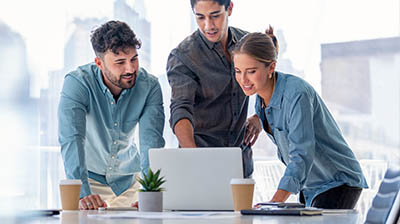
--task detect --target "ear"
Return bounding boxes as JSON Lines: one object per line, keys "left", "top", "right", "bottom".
{"left": 268, "top": 62, "right": 276, "bottom": 78}
{"left": 94, "top": 57, "right": 104, "bottom": 71}
{"left": 227, "top": 2, "right": 233, "bottom": 16}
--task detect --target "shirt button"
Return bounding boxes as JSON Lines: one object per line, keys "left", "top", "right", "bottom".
{"left": 109, "top": 167, "right": 112, "bottom": 170}
{"left": 114, "top": 122, "right": 118, "bottom": 127}
{"left": 111, "top": 155, "right": 115, "bottom": 159}
{"left": 114, "top": 141, "right": 117, "bottom": 145}
{"left": 111, "top": 101, "right": 114, "bottom": 104}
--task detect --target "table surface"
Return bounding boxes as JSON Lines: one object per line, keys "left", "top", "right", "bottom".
{"left": 2, "top": 210, "right": 367, "bottom": 224}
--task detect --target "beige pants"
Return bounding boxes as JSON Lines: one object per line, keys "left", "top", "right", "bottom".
{"left": 88, "top": 175, "right": 140, "bottom": 207}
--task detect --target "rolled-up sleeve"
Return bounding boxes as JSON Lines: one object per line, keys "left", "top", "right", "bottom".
{"left": 58, "top": 75, "right": 91, "bottom": 198}
{"left": 166, "top": 52, "right": 198, "bottom": 132}
{"left": 278, "top": 92, "right": 316, "bottom": 194}
{"left": 139, "top": 80, "right": 166, "bottom": 173}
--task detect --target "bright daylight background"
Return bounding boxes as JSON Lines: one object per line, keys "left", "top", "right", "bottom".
{"left": 0, "top": 0, "right": 399, "bottom": 220}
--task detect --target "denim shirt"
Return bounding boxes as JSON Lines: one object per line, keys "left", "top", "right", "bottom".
{"left": 58, "top": 63, "right": 165, "bottom": 198}
{"left": 255, "top": 71, "right": 368, "bottom": 206}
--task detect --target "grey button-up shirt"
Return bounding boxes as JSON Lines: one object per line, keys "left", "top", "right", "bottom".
{"left": 167, "top": 27, "right": 253, "bottom": 177}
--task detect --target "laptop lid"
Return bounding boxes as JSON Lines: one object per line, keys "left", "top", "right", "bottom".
{"left": 149, "top": 147, "right": 243, "bottom": 211}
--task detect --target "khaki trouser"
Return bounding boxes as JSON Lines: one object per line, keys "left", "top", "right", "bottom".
{"left": 88, "top": 174, "right": 140, "bottom": 207}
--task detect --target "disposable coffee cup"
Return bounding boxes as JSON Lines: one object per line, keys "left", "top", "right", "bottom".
{"left": 59, "top": 179, "right": 82, "bottom": 210}
{"left": 230, "top": 178, "right": 255, "bottom": 211}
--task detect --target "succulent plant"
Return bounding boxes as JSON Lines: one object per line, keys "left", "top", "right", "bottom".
{"left": 137, "top": 168, "right": 166, "bottom": 192}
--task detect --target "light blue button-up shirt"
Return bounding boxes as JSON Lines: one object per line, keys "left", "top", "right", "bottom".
{"left": 255, "top": 71, "right": 368, "bottom": 206}
{"left": 58, "top": 62, "right": 165, "bottom": 198}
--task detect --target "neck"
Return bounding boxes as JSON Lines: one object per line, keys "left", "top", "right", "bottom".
{"left": 221, "top": 27, "right": 229, "bottom": 52}
{"left": 113, "top": 93, "right": 120, "bottom": 102}
{"left": 101, "top": 73, "right": 122, "bottom": 100}
{"left": 108, "top": 85, "right": 122, "bottom": 98}
{"left": 258, "top": 72, "right": 276, "bottom": 107}
{"left": 221, "top": 32, "right": 231, "bottom": 63}
{"left": 221, "top": 39, "right": 228, "bottom": 52}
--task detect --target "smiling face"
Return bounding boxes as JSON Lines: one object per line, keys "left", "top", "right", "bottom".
{"left": 193, "top": 0, "right": 232, "bottom": 45}
{"left": 95, "top": 47, "right": 138, "bottom": 96}
{"left": 234, "top": 53, "right": 275, "bottom": 97}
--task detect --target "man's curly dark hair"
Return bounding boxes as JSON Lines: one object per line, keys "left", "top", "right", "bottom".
{"left": 90, "top": 20, "right": 141, "bottom": 58}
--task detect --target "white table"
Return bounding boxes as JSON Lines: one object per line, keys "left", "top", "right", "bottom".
{"left": 3, "top": 210, "right": 366, "bottom": 224}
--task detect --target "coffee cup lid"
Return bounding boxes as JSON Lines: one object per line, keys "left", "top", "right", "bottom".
{"left": 59, "top": 179, "right": 82, "bottom": 185}
{"left": 230, "top": 178, "right": 255, "bottom": 184}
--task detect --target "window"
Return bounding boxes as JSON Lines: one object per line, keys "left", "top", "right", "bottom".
{"left": 0, "top": 0, "right": 398, "bottom": 218}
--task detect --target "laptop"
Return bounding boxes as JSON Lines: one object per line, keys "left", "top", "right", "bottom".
{"left": 149, "top": 147, "right": 243, "bottom": 211}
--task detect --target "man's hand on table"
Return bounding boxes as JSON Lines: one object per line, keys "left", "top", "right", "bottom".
{"left": 79, "top": 194, "right": 107, "bottom": 210}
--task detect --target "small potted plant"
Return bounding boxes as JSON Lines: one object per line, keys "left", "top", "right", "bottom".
{"left": 137, "top": 168, "right": 166, "bottom": 212}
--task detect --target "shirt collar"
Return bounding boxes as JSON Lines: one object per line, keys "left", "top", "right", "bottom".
{"left": 261, "top": 71, "right": 286, "bottom": 110}
{"left": 198, "top": 27, "right": 237, "bottom": 50}
{"left": 93, "top": 63, "right": 109, "bottom": 94}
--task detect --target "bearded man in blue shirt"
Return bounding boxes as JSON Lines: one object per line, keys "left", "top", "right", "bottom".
{"left": 58, "top": 20, "right": 165, "bottom": 210}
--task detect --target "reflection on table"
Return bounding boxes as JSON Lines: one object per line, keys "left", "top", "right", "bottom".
{"left": 7, "top": 210, "right": 364, "bottom": 224}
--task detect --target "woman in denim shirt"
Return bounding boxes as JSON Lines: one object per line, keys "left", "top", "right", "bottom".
{"left": 232, "top": 27, "right": 368, "bottom": 208}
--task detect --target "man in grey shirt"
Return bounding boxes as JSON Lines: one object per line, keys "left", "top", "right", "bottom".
{"left": 166, "top": 0, "right": 260, "bottom": 177}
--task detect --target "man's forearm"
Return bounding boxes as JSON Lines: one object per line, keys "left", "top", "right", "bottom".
{"left": 174, "top": 119, "right": 196, "bottom": 148}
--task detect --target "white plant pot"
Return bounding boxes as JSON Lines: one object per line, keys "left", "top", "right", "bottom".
{"left": 138, "top": 191, "right": 163, "bottom": 212}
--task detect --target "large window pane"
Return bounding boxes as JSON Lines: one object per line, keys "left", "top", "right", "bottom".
{"left": 0, "top": 1, "right": 398, "bottom": 218}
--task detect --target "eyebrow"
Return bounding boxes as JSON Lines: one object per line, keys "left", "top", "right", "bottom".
{"left": 234, "top": 66, "right": 258, "bottom": 71}
{"left": 195, "top": 10, "right": 221, "bottom": 17}
{"left": 245, "top": 67, "right": 258, "bottom": 70}
{"left": 114, "top": 54, "right": 138, "bottom": 62}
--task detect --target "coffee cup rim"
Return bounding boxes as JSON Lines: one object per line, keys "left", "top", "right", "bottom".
{"left": 60, "top": 179, "right": 82, "bottom": 185}
{"left": 230, "top": 178, "right": 255, "bottom": 185}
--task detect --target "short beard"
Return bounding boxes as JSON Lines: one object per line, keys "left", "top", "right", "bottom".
{"left": 103, "top": 66, "right": 136, "bottom": 90}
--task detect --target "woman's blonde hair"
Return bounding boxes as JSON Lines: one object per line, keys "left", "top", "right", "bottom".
{"left": 233, "top": 25, "right": 279, "bottom": 66}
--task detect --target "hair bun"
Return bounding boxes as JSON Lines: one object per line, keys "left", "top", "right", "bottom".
{"left": 265, "top": 25, "right": 274, "bottom": 36}
{"left": 265, "top": 25, "right": 279, "bottom": 56}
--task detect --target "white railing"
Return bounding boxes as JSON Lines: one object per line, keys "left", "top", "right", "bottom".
{"left": 1, "top": 146, "right": 388, "bottom": 213}
{"left": 252, "top": 159, "right": 388, "bottom": 220}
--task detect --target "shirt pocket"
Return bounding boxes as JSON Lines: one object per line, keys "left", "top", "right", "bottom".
{"left": 274, "top": 128, "right": 290, "bottom": 164}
